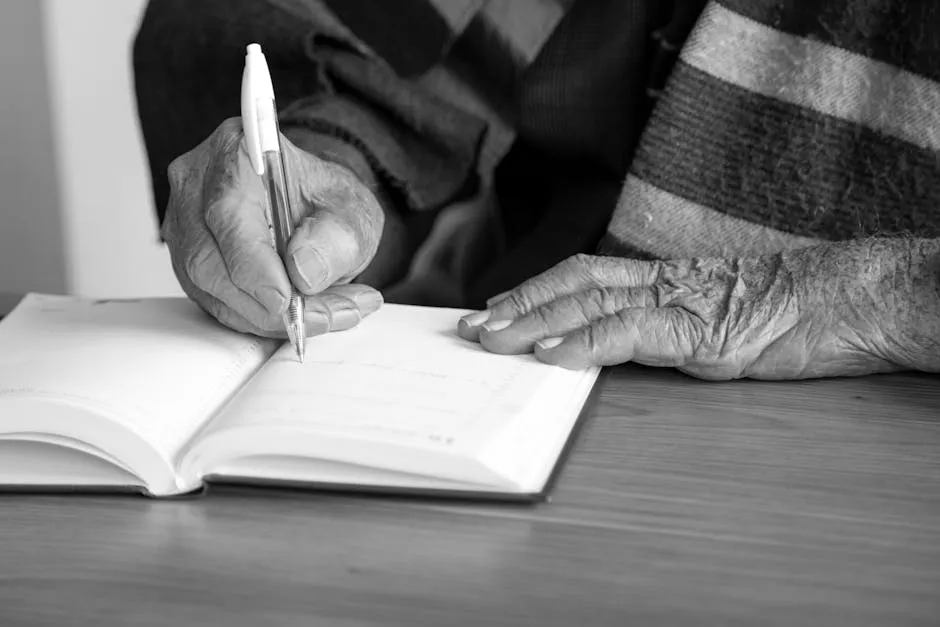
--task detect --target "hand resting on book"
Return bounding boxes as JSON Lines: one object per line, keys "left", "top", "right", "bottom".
{"left": 458, "top": 240, "right": 940, "bottom": 380}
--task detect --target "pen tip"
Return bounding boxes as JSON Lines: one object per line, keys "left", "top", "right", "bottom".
{"left": 285, "top": 321, "right": 305, "bottom": 363}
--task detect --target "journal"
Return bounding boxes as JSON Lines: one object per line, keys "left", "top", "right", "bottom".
{"left": 0, "top": 294, "right": 600, "bottom": 499}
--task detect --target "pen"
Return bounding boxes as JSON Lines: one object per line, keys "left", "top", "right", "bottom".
{"left": 241, "top": 43, "right": 306, "bottom": 362}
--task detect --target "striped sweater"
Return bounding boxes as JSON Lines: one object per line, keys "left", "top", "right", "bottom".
{"left": 603, "top": 0, "right": 940, "bottom": 259}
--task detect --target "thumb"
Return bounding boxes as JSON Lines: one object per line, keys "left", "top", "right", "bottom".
{"left": 286, "top": 211, "right": 364, "bottom": 294}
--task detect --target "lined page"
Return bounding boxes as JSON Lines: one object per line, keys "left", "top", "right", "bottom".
{"left": 205, "top": 305, "right": 564, "bottom": 451}
{"left": 0, "top": 294, "right": 276, "bottom": 459}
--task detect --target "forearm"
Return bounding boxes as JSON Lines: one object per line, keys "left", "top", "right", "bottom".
{"left": 879, "top": 237, "right": 940, "bottom": 372}
{"left": 788, "top": 237, "right": 940, "bottom": 374}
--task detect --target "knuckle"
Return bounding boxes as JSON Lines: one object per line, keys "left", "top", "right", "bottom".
{"left": 561, "top": 253, "right": 602, "bottom": 288}
{"left": 650, "top": 259, "right": 668, "bottom": 282}
{"left": 570, "top": 253, "right": 593, "bottom": 268}
{"left": 584, "top": 323, "right": 606, "bottom": 363}
{"left": 557, "top": 254, "right": 590, "bottom": 279}
{"left": 322, "top": 212, "right": 369, "bottom": 277}
{"left": 325, "top": 209, "right": 362, "bottom": 242}
{"left": 299, "top": 209, "right": 351, "bottom": 247}
{"left": 561, "top": 288, "right": 615, "bottom": 326}
{"left": 192, "top": 292, "right": 225, "bottom": 327}
{"left": 325, "top": 183, "right": 382, "bottom": 245}
{"left": 205, "top": 207, "right": 268, "bottom": 292}
{"left": 159, "top": 207, "right": 177, "bottom": 243}
{"left": 527, "top": 303, "right": 554, "bottom": 329}
{"left": 617, "top": 257, "right": 658, "bottom": 286}
{"left": 169, "top": 246, "right": 194, "bottom": 289}
{"left": 218, "top": 116, "right": 242, "bottom": 136}
{"left": 167, "top": 155, "right": 192, "bottom": 190}
{"left": 586, "top": 286, "right": 616, "bottom": 313}
{"left": 501, "top": 292, "right": 535, "bottom": 317}
{"left": 178, "top": 278, "right": 209, "bottom": 312}
{"left": 185, "top": 245, "right": 220, "bottom": 292}
{"left": 557, "top": 292, "right": 595, "bottom": 326}
{"left": 204, "top": 199, "right": 233, "bottom": 239}
{"left": 655, "top": 282, "right": 682, "bottom": 307}
{"left": 211, "top": 118, "right": 245, "bottom": 158}
{"left": 224, "top": 248, "right": 256, "bottom": 293}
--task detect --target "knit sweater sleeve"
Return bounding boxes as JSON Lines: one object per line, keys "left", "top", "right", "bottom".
{"left": 132, "top": 0, "right": 488, "bottom": 225}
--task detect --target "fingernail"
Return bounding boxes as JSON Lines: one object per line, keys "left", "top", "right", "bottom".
{"left": 292, "top": 248, "right": 329, "bottom": 292}
{"left": 461, "top": 310, "right": 490, "bottom": 327}
{"left": 486, "top": 291, "right": 511, "bottom": 307}
{"left": 536, "top": 337, "right": 564, "bottom": 350}
{"left": 352, "top": 290, "right": 383, "bottom": 312}
{"left": 482, "top": 319, "right": 511, "bottom": 332}
{"left": 257, "top": 286, "right": 287, "bottom": 314}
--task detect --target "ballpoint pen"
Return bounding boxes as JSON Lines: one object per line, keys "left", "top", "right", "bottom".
{"left": 241, "top": 43, "right": 306, "bottom": 362}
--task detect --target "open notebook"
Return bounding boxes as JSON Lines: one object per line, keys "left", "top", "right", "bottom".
{"left": 0, "top": 294, "right": 600, "bottom": 499}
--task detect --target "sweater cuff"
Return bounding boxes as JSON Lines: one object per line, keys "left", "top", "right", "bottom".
{"left": 280, "top": 94, "right": 484, "bottom": 213}
{"left": 277, "top": 42, "right": 488, "bottom": 215}
{"left": 281, "top": 125, "right": 381, "bottom": 195}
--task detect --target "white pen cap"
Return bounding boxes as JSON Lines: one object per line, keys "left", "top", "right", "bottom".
{"left": 240, "top": 43, "right": 279, "bottom": 175}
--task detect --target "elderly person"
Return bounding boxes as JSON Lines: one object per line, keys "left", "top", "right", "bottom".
{"left": 134, "top": 0, "right": 939, "bottom": 380}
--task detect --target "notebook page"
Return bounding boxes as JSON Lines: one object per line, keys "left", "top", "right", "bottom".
{"left": 201, "top": 305, "right": 564, "bottom": 455}
{"left": 0, "top": 294, "right": 276, "bottom": 459}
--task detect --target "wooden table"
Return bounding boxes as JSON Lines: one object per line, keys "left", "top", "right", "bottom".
{"left": 2, "top": 366, "right": 938, "bottom": 627}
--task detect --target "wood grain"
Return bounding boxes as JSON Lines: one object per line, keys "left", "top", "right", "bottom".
{"left": 2, "top": 366, "right": 939, "bottom": 627}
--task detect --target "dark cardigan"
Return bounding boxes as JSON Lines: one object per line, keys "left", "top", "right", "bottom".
{"left": 133, "top": 0, "right": 693, "bottom": 298}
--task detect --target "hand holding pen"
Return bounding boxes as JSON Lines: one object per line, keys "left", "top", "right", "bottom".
{"left": 158, "top": 47, "right": 385, "bottom": 349}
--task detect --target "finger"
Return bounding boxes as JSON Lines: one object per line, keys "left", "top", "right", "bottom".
{"left": 532, "top": 307, "right": 703, "bottom": 370}
{"left": 183, "top": 227, "right": 284, "bottom": 332}
{"left": 171, "top": 217, "right": 304, "bottom": 339}
{"left": 319, "top": 284, "right": 384, "bottom": 317}
{"left": 177, "top": 247, "right": 380, "bottom": 339}
{"left": 287, "top": 211, "right": 365, "bottom": 294}
{"left": 207, "top": 296, "right": 272, "bottom": 337}
{"left": 476, "top": 287, "right": 660, "bottom": 354}
{"left": 485, "top": 290, "right": 512, "bottom": 308}
{"left": 301, "top": 284, "right": 383, "bottom": 335}
{"left": 204, "top": 180, "right": 292, "bottom": 316}
{"left": 171, "top": 261, "right": 280, "bottom": 337}
{"left": 180, "top": 260, "right": 370, "bottom": 339}
{"left": 464, "top": 255, "right": 663, "bottom": 330}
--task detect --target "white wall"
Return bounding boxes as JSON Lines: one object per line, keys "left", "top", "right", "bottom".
{"left": 43, "top": 0, "right": 182, "bottom": 298}
{"left": 0, "top": 0, "right": 183, "bottom": 302}
{"left": 0, "top": 0, "right": 68, "bottom": 297}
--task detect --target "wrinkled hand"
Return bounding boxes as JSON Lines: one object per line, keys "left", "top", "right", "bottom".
{"left": 163, "top": 118, "right": 385, "bottom": 337}
{"left": 458, "top": 242, "right": 912, "bottom": 380}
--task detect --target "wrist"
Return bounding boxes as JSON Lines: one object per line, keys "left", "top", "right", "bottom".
{"left": 887, "top": 238, "right": 940, "bottom": 372}
{"left": 801, "top": 238, "right": 940, "bottom": 374}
